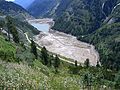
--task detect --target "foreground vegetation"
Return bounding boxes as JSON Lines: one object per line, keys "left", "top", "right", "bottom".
{"left": 0, "top": 32, "right": 120, "bottom": 89}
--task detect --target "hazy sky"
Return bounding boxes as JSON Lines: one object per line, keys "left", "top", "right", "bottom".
{"left": 6, "top": 0, "right": 35, "bottom": 8}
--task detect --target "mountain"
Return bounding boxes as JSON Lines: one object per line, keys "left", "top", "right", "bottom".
{"left": 0, "top": 0, "right": 33, "bottom": 19}
{"left": 54, "top": 0, "right": 120, "bottom": 33}
{"left": 27, "top": 0, "right": 73, "bottom": 18}
{"left": 27, "top": 0, "right": 59, "bottom": 18}
{"left": 52, "top": 0, "right": 120, "bottom": 70}
{"left": 44, "top": 0, "right": 73, "bottom": 18}
{"left": 14, "top": 0, "right": 35, "bottom": 8}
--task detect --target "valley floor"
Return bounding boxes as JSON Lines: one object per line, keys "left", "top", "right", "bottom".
{"left": 34, "top": 30, "right": 99, "bottom": 66}
{"left": 28, "top": 18, "right": 99, "bottom": 66}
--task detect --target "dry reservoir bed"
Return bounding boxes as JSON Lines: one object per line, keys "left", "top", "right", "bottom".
{"left": 34, "top": 30, "right": 99, "bottom": 66}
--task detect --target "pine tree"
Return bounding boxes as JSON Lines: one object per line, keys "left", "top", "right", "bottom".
{"left": 6, "top": 16, "right": 19, "bottom": 43}
{"left": 31, "top": 40, "right": 38, "bottom": 59}
{"left": 11, "top": 25, "right": 19, "bottom": 43}
{"left": 84, "top": 58, "right": 90, "bottom": 68}
{"left": 48, "top": 54, "right": 54, "bottom": 67}
{"left": 75, "top": 60, "right": 78, "bottom": 67}
{"left": 6, "top": 16, "right": 12, "bottom": 41}
{"left": 41, "top": 47, "right": 48, "bottom": 65}
{"left": 0, "top": 20, "right": 5, "bottom": 34}
{"left": 0, "top": 20, "right": 5, "bottom": 28}
{"left": 96, "top": 61, "right": 100, "bottom": 67}
{"left": 54, "top": 55, "right": 60, "bottom": 68}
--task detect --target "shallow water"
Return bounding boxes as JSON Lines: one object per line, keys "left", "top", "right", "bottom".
{"left": 30, "top": 23, "right": 50, "bottom": 32}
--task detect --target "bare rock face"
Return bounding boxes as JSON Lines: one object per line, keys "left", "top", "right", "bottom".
{"left": 34, "top": 31, "right": 99, "bottom": 66}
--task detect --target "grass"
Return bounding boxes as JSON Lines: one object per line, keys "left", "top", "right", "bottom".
{"left": 0, "top": 58, "right": 116, "bottom": 90}
{"left": 0, "top": 36, "right": 16, "bottom": 52}
{"left": 0, "top": 60, "right": 82, "bottom": 90}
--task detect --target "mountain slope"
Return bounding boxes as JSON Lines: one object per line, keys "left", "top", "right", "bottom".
{"left": 0, "top": 0, "right": 33, "bottom": 19}
{"left": 52, "top": 0, "right": 120, "bottom": 70}
{"left": 80, "top": 23, "right": 120, "bottom": 70}
{"left": 53, "top": 0, "right": 120, "bottom": 34}
{"left": 0, "top": 16, "right": 39, "bottom": 43}
{"left": 14, "top": 0, "right": 35, "bottom": 8}
{"left": 52, "top": 0, "right": 105, "bottom": 35}
{"left": 27, "top": 0, "right": 59, "bottom": 18}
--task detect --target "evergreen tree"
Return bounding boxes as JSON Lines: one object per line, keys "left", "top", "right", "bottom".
{"left": 96, "top": 61, "right": 100, "bottom": 67}
{"left": 0, "top": 20, "right": 5, "bottom": 34}
{"left": 6, "top": 16, "right": 19, "bottom": 43}
{"left": 48, "top": 54, "right": 54, "bottom": 67}
{"left": 41, "top": 47, "right": 48, "bottom": 65}
{"left": 30, "top": 40, "right": 38, "bottom": 59}
{"left": 84, "top": 58, "right": 90, "bottom": 68}
{"left": 6, "top": 16, "right": 12, "bottom": 41}
{"left": 54, "top": 55, "right": 60, "bottom": 68}
{"left": 75, "top": 60, "right": 78, "bottom": 67}
{"left": 0, "top": 20, "right": 5, "bottom": 28}
{"left": 10, "top": 25, "right": 19, "bottom": 43}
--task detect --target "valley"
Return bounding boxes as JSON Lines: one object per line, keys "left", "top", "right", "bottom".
{"left": 29, "top": 19, "right": 99, "bottom": 66}
{"left": 0, "top": 0, "right": 120, "bottom": 89}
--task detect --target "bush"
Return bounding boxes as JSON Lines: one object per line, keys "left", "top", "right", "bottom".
{"left": 0, "top": 50, "right": 15, "bottom": 62}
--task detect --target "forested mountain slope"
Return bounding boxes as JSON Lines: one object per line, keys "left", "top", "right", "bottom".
{"left": 80, "top": 23, "right": 120, "bottom": 70}
{"left": 0, "top": 0, "right": 33, "bottom": 19}
{"left": 0, "top": 16, "right": 39, "bottom": 42}
{"left": 27, "top": 0, "right": 59, "bottom": 18}
{"left": 52, "top": 0, "right": 120, "bottom": 70}
{"left": 53, "top": 0, "right": 120, "bottom": 35}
